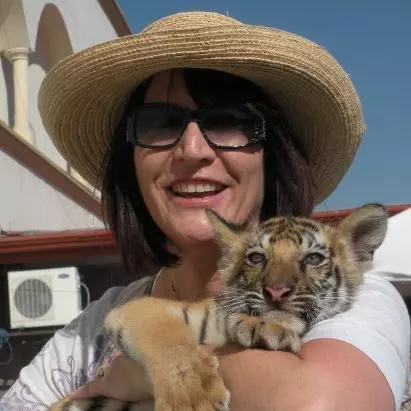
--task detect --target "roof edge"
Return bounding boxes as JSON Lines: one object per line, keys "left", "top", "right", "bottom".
{"left": 1, "top": 204, "right": 409, "bottom": 265}
{"left": 0, "top": 229, "right": 117, "bottom": 264}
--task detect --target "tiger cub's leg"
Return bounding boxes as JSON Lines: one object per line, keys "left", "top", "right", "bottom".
{"left": 105, "top": 297, "right": 230, "bottom": 411}
{"left": 227, "top": 311, "right": 306, "bottom": 353}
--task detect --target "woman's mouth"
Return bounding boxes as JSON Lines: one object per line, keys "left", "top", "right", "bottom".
{"left": 166, "top": 182, "right": 228, "bottom": 207}
{"left": 169, "top": 183, "right": 226, "bottom": 198}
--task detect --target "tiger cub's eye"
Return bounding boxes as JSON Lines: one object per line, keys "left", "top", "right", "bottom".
{"left": 247, "top": 251, "right": 266, "bottom": 266}
{"left": 304, "top": 252, "right": 326, "bottom": 266}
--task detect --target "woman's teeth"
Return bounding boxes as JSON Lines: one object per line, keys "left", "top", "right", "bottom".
{"left": 171, "top": 183, "right": 224, "bottom": 194}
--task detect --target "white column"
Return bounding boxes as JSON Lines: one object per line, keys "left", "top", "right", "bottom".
{"left": 4, "top": 47, "right": 32, "bottom": 143}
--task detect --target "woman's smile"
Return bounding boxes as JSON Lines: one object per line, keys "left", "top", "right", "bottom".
{"left": 166, "top": 179, "right": 228, "bottom": 207}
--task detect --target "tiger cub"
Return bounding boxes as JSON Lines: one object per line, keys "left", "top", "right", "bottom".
{"left": 50, "top": 203, "right": 388, "bottom": 411}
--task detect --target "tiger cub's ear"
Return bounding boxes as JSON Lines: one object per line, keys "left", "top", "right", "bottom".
{"left": 205, "top": 209, "right": 248, "bottom": 253}
{"left": 338, "top": 203, "right": 388, "bottom": 267}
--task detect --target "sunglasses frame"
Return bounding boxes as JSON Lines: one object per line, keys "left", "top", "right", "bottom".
{"left": 126, "top": 102, "right": 266, "bottom": 150}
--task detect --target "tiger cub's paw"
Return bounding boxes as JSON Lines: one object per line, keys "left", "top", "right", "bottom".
{"left": 230, "top": 313, "right": 302, "bottom": 353}
{"left": 153, "top": 348, "right": 230, "bottom": 411}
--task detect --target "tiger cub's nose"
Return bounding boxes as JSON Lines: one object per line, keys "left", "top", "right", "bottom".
{"left": 264, "top": 282, "right": 292, "bottom": 302}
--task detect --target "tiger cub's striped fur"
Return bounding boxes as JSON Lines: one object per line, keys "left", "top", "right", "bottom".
{"left": 50, "top": 204, "right": 388, "bottom": 411}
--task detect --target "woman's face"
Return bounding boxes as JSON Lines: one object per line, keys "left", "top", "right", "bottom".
{"left": 134, "top": 70, "right": 265, "bottom": 249}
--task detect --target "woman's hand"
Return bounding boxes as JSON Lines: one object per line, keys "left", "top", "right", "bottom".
{"left": 68, "top": 346, "right": 238, "bottom": 403}
{"left": 70, "top": 353, "right": 153, "bottom": 402}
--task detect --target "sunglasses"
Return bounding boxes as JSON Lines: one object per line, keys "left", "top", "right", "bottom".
{"left": 126, "top": 103, "right": 266, "bottom": 149}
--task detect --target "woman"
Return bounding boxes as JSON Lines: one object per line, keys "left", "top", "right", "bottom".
{"left": 1, "top": 11, "right": 409, "bottom": 411}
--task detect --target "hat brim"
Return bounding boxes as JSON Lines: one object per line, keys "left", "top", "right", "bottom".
{"left": 38, "top": 24, "right": 365, "bottom": 204}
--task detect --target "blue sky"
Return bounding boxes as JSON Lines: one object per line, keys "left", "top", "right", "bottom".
{"left": 117, "top": 0, "right": 411, "bottom": 211}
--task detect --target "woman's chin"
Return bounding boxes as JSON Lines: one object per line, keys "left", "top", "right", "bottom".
{"left": 179, "top": 229, "right": 216, "bottom": 246}
{"left": 169, "top": 218, "right": 216, "bottom": 247}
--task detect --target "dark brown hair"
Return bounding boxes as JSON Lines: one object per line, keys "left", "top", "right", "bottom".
{"left": 101, "top": 69, "right": 314, "bottom": 275}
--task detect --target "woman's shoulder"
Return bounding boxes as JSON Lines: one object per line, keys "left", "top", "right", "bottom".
{"left": 58, "top": 275, "right": 156, "bottom": 380}
{"left": 304, "top": 271, "right": 409, "bottom": 351}
{"left": 95, "top": 275, "right": 155, "bottom": 310}
{"left": 52, "top": 275, "right": 155, "bottom": 359}
{"left": 304, "top": 272, "right": 410, "bottom": 410}
{"left": 61, "top": 275, "right": 155, "bottom": 338}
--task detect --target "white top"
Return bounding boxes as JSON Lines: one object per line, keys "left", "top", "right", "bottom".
{"left": 0, "top": 272, "right": 409, "bottom": 411}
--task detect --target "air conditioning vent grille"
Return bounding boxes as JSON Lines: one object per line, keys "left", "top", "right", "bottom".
{"left": 13, "top": 278, "right": 53, "bottom": 319}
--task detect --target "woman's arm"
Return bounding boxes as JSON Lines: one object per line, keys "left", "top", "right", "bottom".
{"left": 72, "top": 339, "right": 394, "bottom": 411}
{"left": 218, "top": 273, "right": 409, "bottom": 411}
{"left": 70, "top": 274, "right": 409, "bottom": 411}
{"left": 218, "top": 339, "right": 394, "bottom": 411}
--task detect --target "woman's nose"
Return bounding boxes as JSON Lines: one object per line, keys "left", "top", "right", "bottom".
{"left": 172, "top": 121, "right": 216, "bottom": 163}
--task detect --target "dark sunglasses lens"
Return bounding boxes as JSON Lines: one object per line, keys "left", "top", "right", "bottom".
{"left": 203, "top": 107, "right": 259, "bottom": 147}
{"left": 133, "top": 105, "right": 187, "bottom": 147}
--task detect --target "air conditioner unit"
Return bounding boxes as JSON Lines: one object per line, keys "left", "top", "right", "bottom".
{"left": 7, "top": 267, "right": 82, "bottom": 329}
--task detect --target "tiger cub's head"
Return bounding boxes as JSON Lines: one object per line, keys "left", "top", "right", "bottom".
{"left": 207, "top": 204, "right": 388, "bottom": 325}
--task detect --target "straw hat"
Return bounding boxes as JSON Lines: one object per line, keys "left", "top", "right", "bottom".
{"left": 38, "top": 11, "right": 365, "bottom": 204}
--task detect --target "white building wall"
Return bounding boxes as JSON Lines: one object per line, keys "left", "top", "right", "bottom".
{"left": 0, "top": 150, "right": 104, "bottom": 231}
{"left": 23, "top": 0, "right": 118, "bottom": 169}
{"left": 0, "top": 0, "right": 119, "bottom": 231}
{"left": 28, "top": 60, "right": 66, "bottom": 168}
{"left": 22, "top": 0, "right": 118, "bottom": 51}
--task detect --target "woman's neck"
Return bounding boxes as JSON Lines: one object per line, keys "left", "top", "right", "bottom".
{"left": 154, "top": 245, "right": 222, "bottom": 301}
